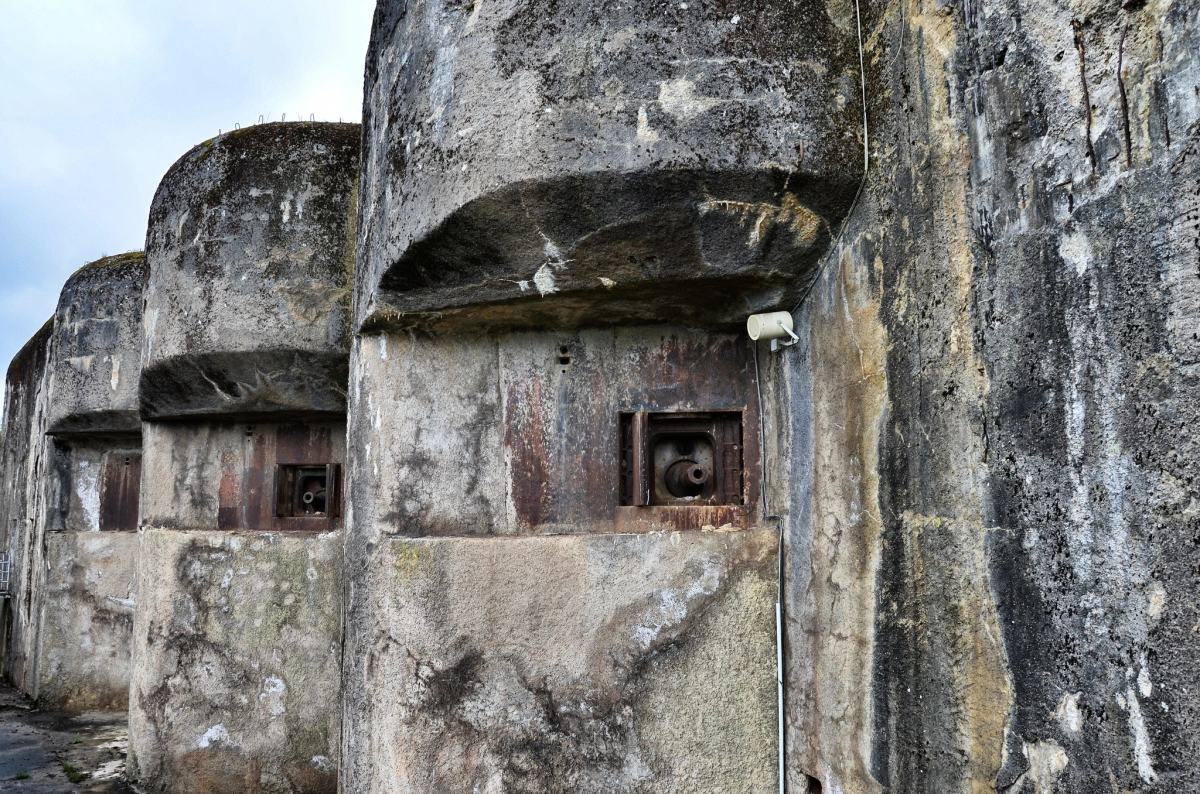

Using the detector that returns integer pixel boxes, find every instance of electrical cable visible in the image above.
[789,0,872,320]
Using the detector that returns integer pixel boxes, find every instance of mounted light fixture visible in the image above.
[747,311,798,351]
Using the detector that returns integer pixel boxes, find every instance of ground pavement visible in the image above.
[0,682,133,792]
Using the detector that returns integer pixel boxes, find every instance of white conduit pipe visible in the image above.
[770,0,871,790]
[754,341,788,794]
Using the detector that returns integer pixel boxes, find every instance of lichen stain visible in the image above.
[1122,686,1158,784]
[1020,740,1069,794]
[636,105,660,143]
[656,78,723,121]
[394,542,432,580]
[1053,691,1083,733]
[825,0,856,32]
[700,192,826,248]
[67,355,96,373]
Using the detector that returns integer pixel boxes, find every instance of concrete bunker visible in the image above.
[128,122,359,794]
[37,252,149,711]
[0,319,55,696]
[0,252,148,713]
[2,0,1198,788]
[340,1,865,791]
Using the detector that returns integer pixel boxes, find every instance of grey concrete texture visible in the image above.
[129,528,342,794]
[0,319,54,552]
[1,319,56,698]
[46,253,147,437]
[356,0,867,334]
[35,532,138,712]
[0,261,144,714]
[130,420,345,790]
[140,122,361,420]
[340,530,779,794]
[341,317,781,792]
[756,0,1200,791]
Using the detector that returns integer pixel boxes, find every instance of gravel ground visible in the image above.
[0,682,134,792]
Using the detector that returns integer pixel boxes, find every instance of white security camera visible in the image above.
[747,311,798,351]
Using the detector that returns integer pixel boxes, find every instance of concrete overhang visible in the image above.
[356,0,865,335]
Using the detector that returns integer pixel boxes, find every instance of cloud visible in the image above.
[0,0,375,381]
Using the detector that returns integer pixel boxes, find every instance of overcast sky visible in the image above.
[0,0,375,380]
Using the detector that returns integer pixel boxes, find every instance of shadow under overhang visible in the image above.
[361,166,861,335]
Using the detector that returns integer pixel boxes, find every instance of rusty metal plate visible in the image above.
[216,422,343,532]
[99,452,141,531]
[501,331,761,534]
[614,505,752,533]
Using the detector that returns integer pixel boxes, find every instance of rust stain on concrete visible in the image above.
[700,192,827,248]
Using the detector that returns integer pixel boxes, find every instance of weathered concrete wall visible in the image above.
[756,255,891,794]
[759,0,1200,791]
[346,328,761,537]
[37,530,138,710]
[32,435,142,711]
[357,0,866,333]
[347,1,857,790]
[341,530,777,794]
[0,319,55,695]
[139,421,345,533]
[130,422,347,794]
[953,1,1199,788]
[129,528,342,794]
[132,421,345,791]
[10,254,152,711]
[343,326,779,790]
[140,123,359,420]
